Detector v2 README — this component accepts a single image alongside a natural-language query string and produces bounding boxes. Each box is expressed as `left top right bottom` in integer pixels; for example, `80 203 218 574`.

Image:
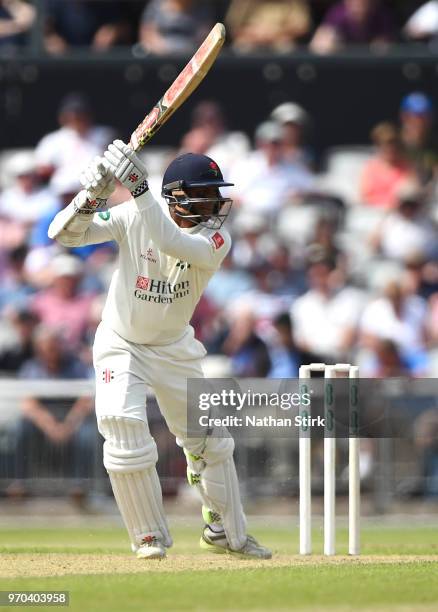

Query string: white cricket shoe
136 536 166 559
200 526 272 559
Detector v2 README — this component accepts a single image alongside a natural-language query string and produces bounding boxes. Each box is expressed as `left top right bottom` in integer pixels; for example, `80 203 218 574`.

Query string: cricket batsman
49 140 271 560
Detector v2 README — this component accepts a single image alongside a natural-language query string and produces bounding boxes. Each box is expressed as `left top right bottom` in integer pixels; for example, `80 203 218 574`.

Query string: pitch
0 523 437 611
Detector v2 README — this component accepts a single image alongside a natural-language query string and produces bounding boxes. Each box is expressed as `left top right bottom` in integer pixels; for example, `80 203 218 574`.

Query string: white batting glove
80 156 116 205
103 140 149 198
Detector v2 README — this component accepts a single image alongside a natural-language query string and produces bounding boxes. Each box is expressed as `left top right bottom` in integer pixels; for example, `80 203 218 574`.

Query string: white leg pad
98 416 172 549
186 439 247 551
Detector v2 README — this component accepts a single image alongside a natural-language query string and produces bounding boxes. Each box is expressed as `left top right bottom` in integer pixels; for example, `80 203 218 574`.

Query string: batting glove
103 139 149 198
80 156 116 209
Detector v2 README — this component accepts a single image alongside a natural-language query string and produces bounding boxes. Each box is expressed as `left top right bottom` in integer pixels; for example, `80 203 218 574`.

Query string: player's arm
49 157 126 246
104 140 231 269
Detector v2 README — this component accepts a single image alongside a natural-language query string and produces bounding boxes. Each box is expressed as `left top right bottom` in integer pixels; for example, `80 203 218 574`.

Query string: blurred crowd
1 87 438 498
4 0 438 56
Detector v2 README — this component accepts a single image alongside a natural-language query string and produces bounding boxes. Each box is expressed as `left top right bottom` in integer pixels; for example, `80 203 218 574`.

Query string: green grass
0 525 437 611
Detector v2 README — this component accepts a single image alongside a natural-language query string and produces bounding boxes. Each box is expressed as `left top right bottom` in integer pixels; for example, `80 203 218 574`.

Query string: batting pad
98 416 172 549
187 452 247 551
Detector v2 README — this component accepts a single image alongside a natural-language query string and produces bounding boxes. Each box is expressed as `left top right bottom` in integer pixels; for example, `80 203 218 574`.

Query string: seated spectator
291 255 364 362
204 251 255 309
311 0 396 54
0 244 35 313
0 0 35 50
268 312 302 378
362 338 410 377
306 216 346 273
222 305 271 377
180 100 250 177
139 0 213 55
231 212 275 270
230 120 314 217
360 275 430 374
370 183 438 262
404 1 438 46
360 122 416 209
31 254 96 350
0 308 38 374
399 92 438 184
44 0 130 53
12 326 95 501
35 92 114 187
270 102 313 168
226 0 311 52
0 151 57 225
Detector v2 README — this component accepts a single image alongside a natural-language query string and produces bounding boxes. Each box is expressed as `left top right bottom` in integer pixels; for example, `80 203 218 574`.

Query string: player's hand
103 139 149 198
80 156 116 203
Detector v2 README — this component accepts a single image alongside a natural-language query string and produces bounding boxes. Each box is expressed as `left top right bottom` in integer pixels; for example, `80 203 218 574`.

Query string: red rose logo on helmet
209 161 219 176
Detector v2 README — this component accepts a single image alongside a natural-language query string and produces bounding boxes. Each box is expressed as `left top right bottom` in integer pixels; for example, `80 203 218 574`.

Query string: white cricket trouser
93 321 247 551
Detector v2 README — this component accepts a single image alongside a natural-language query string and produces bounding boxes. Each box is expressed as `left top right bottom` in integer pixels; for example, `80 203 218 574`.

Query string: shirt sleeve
135 190 231 270
54 203 130 248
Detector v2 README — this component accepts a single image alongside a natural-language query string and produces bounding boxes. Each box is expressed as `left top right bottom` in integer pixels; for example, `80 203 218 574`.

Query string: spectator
268 312 302 378
399 92 438 184
139 0 213 55
0 151 57 225
360 122 416 209
225 0 311 52
364 338 410 377
270 102 313 168
204 251 255 310
360 275 430 374
231 212 275 270
44 0 130 54
180 100 250 177
12 326 95 500
0 0 35 50
311 0 396 54
35 92 114 187
291 255 364 362
370 183 438 262
0 308 38 374
404 1 438 46
229 120 314 217
0 244 35 313
222 305 271 376
31 254 96 349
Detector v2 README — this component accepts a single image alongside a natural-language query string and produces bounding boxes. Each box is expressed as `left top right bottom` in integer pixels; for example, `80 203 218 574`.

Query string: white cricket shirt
54 190 231 345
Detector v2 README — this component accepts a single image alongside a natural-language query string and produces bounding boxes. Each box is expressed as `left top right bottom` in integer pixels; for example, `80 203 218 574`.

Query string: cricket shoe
200 526 272 559
136 535 166 559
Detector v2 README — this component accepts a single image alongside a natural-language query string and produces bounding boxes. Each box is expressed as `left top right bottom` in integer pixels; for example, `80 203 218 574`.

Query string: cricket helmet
162 153 233 230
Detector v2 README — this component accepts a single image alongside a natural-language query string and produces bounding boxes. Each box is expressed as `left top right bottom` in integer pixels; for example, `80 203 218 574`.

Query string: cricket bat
48 23 226 239
130 23 226 150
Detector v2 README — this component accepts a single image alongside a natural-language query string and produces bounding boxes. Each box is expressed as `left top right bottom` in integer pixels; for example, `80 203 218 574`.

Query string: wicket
299 363 360 556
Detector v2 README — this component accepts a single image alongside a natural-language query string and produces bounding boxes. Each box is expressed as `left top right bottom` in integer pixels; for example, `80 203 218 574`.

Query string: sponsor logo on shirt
140 248 157 264
136 276 150 290
211 232 224 249
98 211 111 221
134 276 190 304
